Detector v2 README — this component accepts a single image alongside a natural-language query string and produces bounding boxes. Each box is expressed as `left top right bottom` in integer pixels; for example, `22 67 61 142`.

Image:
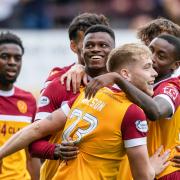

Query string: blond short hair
107 43 152 72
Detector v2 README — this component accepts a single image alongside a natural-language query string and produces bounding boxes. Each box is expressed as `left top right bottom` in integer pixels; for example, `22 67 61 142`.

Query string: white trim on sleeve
35 112 51 120
61 103 71 117
124 137 147 148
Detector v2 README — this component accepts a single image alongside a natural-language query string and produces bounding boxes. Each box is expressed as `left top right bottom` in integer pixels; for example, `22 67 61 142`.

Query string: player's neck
155 72 172 83
0 83 14 91
85 67 108 78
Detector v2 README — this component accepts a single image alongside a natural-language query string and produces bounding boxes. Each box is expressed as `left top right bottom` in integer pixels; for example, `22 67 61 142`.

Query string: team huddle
0 13 179 180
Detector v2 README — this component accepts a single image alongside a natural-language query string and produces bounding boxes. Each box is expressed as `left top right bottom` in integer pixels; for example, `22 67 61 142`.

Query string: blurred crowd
0 0 180 29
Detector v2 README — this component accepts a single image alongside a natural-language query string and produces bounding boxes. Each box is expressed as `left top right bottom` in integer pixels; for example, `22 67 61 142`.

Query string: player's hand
85 72 119 99
54 141 79 161
150 145 170 175
171 145 180 167
60 64 88 94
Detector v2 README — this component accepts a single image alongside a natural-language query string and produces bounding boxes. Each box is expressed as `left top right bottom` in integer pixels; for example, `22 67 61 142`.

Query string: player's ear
120 68 131 81
70 40 78 53
172 60 180 71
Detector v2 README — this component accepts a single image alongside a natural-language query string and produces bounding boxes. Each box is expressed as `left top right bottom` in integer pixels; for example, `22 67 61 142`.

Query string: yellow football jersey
148 107 180 179
52 87 148 180
0 87 36 180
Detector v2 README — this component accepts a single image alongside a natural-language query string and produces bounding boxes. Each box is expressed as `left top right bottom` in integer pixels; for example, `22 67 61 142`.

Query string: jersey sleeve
121 104 148 148
154 82 180 113
42 63 75 91
28 137 55 159
35 78 67 120
61 95 79 117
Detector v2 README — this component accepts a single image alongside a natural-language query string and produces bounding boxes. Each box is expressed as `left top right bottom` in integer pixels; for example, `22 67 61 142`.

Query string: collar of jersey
0 87 15 97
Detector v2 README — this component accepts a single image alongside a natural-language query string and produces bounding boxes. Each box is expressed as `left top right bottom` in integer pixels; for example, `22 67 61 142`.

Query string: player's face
149 37 178 76
0 43 22 87
83 32 115 70
128 56 157 96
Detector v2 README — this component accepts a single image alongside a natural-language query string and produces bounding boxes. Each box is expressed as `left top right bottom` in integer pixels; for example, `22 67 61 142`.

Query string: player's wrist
53 144 61 160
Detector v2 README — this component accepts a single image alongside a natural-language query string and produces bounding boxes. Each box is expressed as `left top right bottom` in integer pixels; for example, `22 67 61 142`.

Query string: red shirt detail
121 104 147 140
28 64 77 159
154 77 180 110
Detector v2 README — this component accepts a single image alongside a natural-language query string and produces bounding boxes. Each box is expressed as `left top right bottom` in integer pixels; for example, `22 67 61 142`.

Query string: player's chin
146 87 154 97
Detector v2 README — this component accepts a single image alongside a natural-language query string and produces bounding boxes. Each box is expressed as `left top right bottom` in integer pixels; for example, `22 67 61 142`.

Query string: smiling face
149 37 178 77
82 32 115 76
0 43 23 90
122 55 157 96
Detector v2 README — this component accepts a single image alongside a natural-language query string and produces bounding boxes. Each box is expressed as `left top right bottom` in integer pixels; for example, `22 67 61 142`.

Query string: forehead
0 43 22 55
149 38 175 53
131 53 152 67
83 32 114 44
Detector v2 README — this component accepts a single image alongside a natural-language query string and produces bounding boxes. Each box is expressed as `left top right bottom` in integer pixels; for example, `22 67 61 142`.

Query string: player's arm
29 81 79 160
29 136 78 160
0 109 67 160
28 137 55 159
122 104 169 180
126 145 155 180
122 104 155 179
25 149 41 180
85 72 175 120
29 78 64 160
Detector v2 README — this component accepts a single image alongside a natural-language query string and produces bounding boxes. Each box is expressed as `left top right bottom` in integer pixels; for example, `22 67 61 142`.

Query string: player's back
53 87 134 180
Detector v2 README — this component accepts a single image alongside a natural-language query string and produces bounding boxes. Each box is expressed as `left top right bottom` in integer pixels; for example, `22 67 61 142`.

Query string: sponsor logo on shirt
17 100 27 113
163 86 178 100
135 120 148 133
38 96 50 107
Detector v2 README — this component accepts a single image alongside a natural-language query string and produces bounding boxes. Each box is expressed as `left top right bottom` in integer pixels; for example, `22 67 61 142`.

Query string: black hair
68 13 110 41
84 24 115 41
137 17 180 46
157 34 180 60
0 32 24 54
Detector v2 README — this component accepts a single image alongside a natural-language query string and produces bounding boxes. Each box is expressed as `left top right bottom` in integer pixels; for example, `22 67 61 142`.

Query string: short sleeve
61 95 79 117
35 78 68 120
154 82 180 113
121 104 148 148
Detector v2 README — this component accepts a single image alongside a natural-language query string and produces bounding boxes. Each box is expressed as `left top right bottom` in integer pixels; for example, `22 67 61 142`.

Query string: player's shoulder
15 86 35 97
46 63 75 82
154 77 180 91
44 76 67 92
101 85 123 95
126 103 145 115
14 86 36 102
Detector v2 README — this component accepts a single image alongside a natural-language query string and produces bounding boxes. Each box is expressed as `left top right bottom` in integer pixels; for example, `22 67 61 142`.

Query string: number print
62 109 98 144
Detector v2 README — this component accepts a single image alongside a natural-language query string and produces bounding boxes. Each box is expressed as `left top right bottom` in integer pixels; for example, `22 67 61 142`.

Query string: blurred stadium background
1 0 180 98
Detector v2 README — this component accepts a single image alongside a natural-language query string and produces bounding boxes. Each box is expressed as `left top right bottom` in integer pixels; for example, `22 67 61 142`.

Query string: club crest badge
17 100 27 113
